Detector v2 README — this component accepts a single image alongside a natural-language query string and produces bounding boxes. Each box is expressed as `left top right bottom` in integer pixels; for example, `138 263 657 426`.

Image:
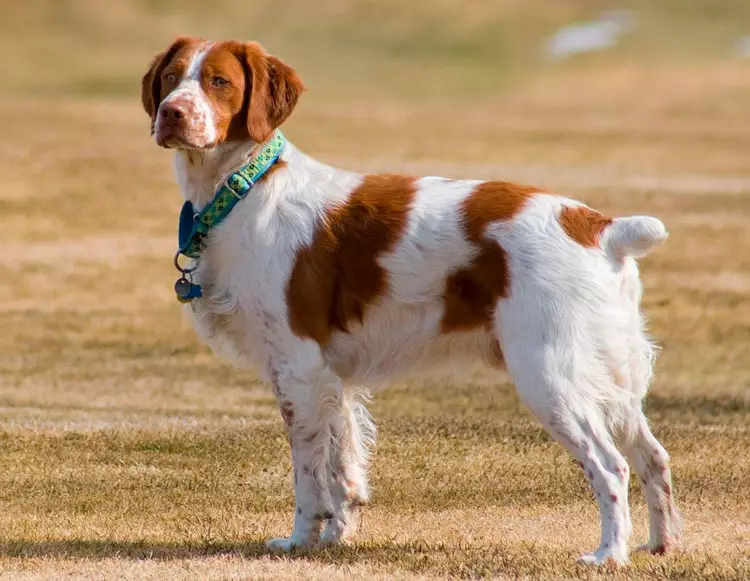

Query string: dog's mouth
158 135 187 149
156 132 213 151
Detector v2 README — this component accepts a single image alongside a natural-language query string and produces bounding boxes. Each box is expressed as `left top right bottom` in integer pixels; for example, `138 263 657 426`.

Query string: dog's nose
160 103 187 122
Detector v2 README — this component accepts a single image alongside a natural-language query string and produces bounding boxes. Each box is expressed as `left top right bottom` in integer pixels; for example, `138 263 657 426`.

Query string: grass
1 1 749 579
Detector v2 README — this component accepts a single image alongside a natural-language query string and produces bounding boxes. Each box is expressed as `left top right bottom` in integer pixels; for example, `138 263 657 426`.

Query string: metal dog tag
174 277 192 299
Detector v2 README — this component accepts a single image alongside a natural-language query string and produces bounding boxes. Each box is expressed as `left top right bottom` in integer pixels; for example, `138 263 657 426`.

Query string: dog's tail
559 205 668 260
601 216 668 259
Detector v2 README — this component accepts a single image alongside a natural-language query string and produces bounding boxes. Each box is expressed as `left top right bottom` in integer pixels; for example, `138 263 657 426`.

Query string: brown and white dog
141 37 681 564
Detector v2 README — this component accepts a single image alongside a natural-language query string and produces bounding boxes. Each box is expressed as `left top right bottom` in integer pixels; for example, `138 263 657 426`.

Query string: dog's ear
240 42 305 142
141 37 200 126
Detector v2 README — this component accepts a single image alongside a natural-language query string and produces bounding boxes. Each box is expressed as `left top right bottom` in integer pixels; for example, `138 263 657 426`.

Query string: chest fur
184 203 299 371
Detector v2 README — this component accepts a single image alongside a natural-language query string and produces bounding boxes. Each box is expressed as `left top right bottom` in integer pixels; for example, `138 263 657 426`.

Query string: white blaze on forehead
158 41 218 147
185 42 215 81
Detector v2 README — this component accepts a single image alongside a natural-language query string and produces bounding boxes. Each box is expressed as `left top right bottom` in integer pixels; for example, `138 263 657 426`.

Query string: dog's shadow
0 539 265 561
0 538 429 563
0 537 547 575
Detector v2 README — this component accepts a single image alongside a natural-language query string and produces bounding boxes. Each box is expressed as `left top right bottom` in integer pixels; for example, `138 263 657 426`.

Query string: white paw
318 528 345 546
577 553 602 565
319 520 353 546
577 548 628 566
320 505 361 545
266 537 306 553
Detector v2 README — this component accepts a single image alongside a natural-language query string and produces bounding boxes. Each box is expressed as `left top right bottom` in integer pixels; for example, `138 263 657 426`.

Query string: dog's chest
185 211 297 372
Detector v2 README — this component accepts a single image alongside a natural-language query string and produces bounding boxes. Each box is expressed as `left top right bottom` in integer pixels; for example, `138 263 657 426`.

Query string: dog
141 36 682 564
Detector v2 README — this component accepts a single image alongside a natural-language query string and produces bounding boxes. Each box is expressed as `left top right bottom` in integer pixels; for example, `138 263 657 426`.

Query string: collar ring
173 250 197 275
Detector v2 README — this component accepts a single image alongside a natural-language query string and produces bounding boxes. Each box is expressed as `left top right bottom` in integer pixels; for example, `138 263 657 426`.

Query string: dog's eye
211 76 229 88
164 73 177 84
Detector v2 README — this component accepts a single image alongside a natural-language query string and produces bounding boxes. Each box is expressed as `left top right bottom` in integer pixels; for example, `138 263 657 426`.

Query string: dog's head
141 37 305 150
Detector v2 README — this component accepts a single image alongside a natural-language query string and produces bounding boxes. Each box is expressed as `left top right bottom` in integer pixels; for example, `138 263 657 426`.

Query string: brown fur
287 175 417 346
440 181 540 333
198 43 248 141
559 206 613 248
232 42 305 143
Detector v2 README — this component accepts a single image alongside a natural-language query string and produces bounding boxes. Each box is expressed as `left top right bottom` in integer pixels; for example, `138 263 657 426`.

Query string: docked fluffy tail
602 216 668 259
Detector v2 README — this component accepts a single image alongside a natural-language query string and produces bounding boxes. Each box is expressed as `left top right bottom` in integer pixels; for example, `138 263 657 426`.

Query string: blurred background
4 0 750 175
0 1 748 579
5 0 750 99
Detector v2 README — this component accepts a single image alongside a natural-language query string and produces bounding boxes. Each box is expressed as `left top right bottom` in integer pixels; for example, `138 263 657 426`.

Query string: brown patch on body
440 181 539 333
559 205 612 248
287 175 417 346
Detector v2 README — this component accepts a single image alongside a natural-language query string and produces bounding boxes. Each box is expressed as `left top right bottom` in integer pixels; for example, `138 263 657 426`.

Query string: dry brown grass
1 1 749 579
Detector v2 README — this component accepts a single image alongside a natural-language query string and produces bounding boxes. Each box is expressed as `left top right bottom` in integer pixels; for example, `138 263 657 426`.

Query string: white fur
167 129 679 563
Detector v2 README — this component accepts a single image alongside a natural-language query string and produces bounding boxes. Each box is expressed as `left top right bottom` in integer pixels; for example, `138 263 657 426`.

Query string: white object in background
735 35 750 58
545 10 634 60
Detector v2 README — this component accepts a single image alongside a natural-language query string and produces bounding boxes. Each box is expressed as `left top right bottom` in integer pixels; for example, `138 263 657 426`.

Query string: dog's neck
173 140 260 210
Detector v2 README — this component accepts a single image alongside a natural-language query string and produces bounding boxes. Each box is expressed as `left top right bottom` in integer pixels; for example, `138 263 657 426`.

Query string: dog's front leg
320 392 375 544
266 353 343 552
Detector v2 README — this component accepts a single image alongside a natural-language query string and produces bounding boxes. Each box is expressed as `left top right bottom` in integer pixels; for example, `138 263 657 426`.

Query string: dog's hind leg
496 304 633 564
517 389 632 564
621 409 682 554
320 391 376 544
616 261 682 555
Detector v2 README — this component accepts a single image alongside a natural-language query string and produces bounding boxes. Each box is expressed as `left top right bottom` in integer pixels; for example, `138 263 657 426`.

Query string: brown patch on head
192 40 304 144
229 41 305 143
140 36 204 129
441 181 539 333
559 205 613 248
287 175 417 346
190 42 248 142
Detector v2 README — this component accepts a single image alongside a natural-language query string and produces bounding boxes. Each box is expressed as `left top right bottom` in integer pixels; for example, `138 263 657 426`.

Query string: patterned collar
173 131 286 302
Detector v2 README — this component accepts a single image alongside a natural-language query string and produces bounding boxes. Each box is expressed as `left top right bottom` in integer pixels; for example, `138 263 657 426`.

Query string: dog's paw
266 537 305 553
634 542 674 556
320 504 362 546
318 529 347 546
577 547 628 566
